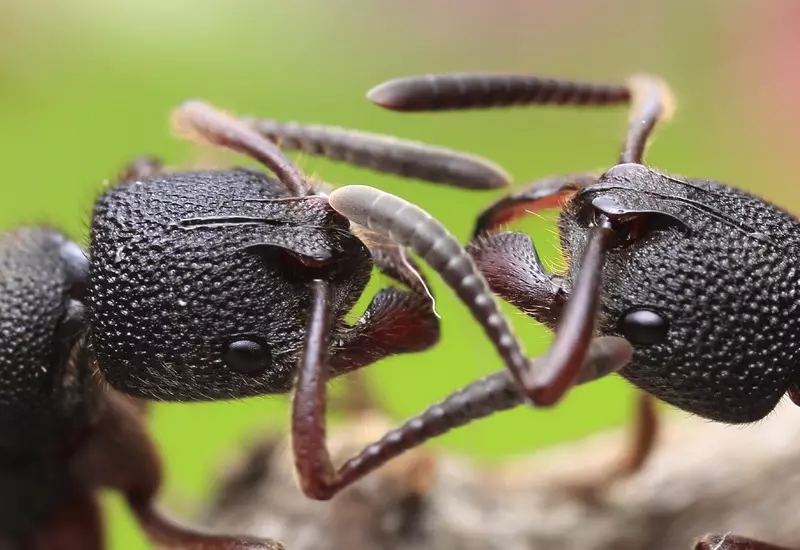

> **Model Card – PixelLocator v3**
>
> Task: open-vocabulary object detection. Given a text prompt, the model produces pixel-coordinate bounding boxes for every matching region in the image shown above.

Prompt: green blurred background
[1,0,798,548]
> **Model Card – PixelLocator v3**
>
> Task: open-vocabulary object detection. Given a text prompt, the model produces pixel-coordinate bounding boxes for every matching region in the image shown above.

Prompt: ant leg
[328,185,619,407]
[328,225,440,415]
[291,278,633,500]
[473,173,599,237]
[695,534,795,550]
[560,392,659,496]
[117,156,164,182]
[606,392,659,481]
[469,232,660,491]
[74,386,284,550]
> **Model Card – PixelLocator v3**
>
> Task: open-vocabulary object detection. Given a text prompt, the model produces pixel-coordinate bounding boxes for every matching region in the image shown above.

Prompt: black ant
[359,71,800,550]
[0,97,632,549]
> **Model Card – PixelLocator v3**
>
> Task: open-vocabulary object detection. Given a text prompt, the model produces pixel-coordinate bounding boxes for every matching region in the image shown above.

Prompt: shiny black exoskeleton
[88,169,373,401]
[363,70,800,428]
[0,96,525,549]
[559,163,800,423]
[0,227,92,547]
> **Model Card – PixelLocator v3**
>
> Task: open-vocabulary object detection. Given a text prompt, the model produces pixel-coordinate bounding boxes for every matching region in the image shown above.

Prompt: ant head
[87,104,373,401]
[397,71,800,421]
[0,228,87,449]
[87,98,517,401]
[562,161,798,423]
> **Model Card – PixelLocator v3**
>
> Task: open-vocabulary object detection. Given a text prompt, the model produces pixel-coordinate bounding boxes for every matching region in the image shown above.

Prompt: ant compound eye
[618,308,669,345]
[224,339,271,375]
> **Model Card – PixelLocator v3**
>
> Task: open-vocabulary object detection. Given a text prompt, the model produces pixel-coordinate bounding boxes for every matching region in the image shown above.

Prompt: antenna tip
[367,77,424,111]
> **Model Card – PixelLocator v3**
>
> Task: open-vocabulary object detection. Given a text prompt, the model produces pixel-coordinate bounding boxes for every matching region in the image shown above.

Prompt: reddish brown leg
[611,392,659,480]
[695,534,796,550]
[561,392,659,496]
[473,173,599,237]
[329,228,440,416]
[73,388,284,550]
[522,223,616,405]
[291,278,632,500]
[469,222,617,406]
[470,231,658,491]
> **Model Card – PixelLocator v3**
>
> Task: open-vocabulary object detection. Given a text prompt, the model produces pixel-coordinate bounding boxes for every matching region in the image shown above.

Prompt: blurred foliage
[0,1,797,548]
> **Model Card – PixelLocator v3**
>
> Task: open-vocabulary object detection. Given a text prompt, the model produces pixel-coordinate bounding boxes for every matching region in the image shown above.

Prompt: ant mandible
[0,96,632,549]
[360,71,800,550]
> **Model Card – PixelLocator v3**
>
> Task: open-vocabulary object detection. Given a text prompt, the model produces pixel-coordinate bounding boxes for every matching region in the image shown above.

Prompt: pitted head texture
[561,165,800,423]
[87,170,372,401]
[0,227,86,449]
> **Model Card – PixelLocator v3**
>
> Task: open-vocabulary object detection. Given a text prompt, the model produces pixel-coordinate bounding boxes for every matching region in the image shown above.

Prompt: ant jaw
[466,231,564,329]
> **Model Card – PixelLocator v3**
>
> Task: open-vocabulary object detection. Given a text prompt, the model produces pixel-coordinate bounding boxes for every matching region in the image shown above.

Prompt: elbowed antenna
[325,335,633,490]
[367,73,632,112]
[620,74,675,164]
[327,184,532,394]
[522,221,618,405]
[367,72,676,166]
[171,100,310,197]
[327,184,631,408]
[244,118,512,190]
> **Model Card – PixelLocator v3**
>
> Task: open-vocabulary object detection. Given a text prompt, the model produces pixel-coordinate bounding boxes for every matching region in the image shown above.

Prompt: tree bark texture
[199,400,800,550]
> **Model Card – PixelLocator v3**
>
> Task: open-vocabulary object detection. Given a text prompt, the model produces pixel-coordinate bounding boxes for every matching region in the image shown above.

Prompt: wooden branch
[198,400,800,550]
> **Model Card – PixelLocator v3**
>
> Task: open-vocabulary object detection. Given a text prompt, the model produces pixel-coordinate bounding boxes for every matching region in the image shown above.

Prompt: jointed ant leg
[611,392,659,480]
[520,223,618,405]
[325,285,439,414]
[328,222,440,416]
[291,279,633,501]
[73,386,283,550]
[473,173,599,237]
[560,391,659,496]
[469,232,659,490]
